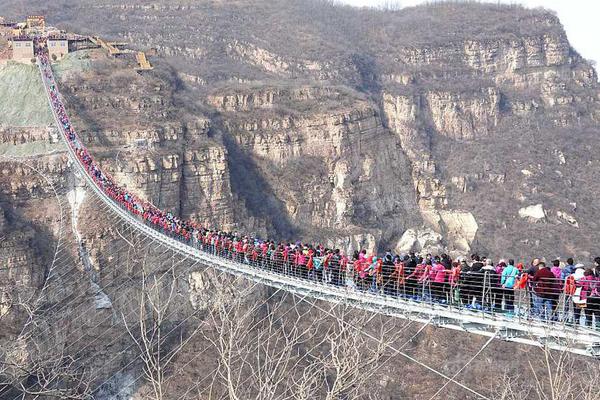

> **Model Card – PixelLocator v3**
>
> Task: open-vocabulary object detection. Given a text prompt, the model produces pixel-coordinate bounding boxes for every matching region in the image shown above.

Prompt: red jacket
[532,268,560,298]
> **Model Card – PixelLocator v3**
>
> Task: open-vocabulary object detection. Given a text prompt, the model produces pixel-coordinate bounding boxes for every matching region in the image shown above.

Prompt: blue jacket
[561,264,576,280]
[501,265,519,289]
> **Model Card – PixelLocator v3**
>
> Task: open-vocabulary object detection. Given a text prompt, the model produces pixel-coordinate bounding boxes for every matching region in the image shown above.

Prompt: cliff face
[213,85,419,249]
[1,1,597,256]
[54,54,238,232]
[376,24,599,256]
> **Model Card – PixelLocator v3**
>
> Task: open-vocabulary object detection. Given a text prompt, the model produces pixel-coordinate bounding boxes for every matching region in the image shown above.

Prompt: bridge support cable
[0,157,69,339]
[6,189,192,348]
[301,298,491,400]
[57,254,199,358]
[12,197,164,336]
[0,155,158,313]
[91,278,291,397]
[3,186,209,398]
[427,330,498,400]
[6,252,199,399]
[8,249,201,400]
[395,316,433,352]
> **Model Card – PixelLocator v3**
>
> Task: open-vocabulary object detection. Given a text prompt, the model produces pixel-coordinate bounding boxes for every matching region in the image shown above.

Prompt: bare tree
[0,334,92,400]
[494,345,600,400]
[204,291,318,400]
[319,309,396,400]
[12,353,91,399]
[122,253,204,400]
[199,287,406,400]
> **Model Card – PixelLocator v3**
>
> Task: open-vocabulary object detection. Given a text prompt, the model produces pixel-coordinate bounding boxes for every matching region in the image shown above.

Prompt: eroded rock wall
[57,58,238,231]
[214,85,420,245]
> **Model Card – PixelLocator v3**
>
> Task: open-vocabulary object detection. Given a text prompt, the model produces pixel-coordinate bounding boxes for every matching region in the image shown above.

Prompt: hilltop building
[10,37,34,62]
[48,37,69,60]
[3,15,70,63]
[26,16,45,32]
[2,14,150,69]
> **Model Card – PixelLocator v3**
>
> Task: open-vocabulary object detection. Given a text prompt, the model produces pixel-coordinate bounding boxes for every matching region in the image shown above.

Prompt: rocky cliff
[42,0,599,258]
[1,0,595,257]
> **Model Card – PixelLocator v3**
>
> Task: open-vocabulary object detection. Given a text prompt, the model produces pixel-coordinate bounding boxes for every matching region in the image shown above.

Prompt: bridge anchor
[587,342,600,358]
[498,327,524,340]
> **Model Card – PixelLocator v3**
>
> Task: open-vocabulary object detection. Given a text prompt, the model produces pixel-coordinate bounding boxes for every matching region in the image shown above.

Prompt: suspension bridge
[34,55,600,361]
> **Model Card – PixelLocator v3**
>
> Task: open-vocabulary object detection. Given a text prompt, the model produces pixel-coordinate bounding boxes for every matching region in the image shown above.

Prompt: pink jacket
[550,266,562,280]
[578,276,599,301]
[430,263,447,283]
[408,264,427,282]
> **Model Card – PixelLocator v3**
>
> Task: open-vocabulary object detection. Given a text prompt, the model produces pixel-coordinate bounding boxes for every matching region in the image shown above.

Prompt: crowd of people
[37,52,600,330]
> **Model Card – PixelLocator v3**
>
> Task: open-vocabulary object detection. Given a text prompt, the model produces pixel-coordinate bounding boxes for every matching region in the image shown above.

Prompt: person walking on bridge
[581,259,600,329]
[526,258,541,315]
[391,255,406,298]
[464,255,484,309]
[532,262,560,321]
[381,252,395,296]
[329,249,342,287]
[501,259,519,315]
[561,257,577,280]
[430,259,447,303]
[449,260,462,306]
[570,265,586,325]
[482,259,501,312]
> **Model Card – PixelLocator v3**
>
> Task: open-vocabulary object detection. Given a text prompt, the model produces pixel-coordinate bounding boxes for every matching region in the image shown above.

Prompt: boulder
[327,232,378,255]
[439,210,478,252]
[421,210,478,253]
[396,228,443,254]
[519,204,546,222]
[557,210,579,228]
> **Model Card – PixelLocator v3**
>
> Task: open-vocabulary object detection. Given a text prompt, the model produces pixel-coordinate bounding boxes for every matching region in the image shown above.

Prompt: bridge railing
[147,215,598,329]
[98,193,600,332]
[36,54,600,338]
[149,230,595,329]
